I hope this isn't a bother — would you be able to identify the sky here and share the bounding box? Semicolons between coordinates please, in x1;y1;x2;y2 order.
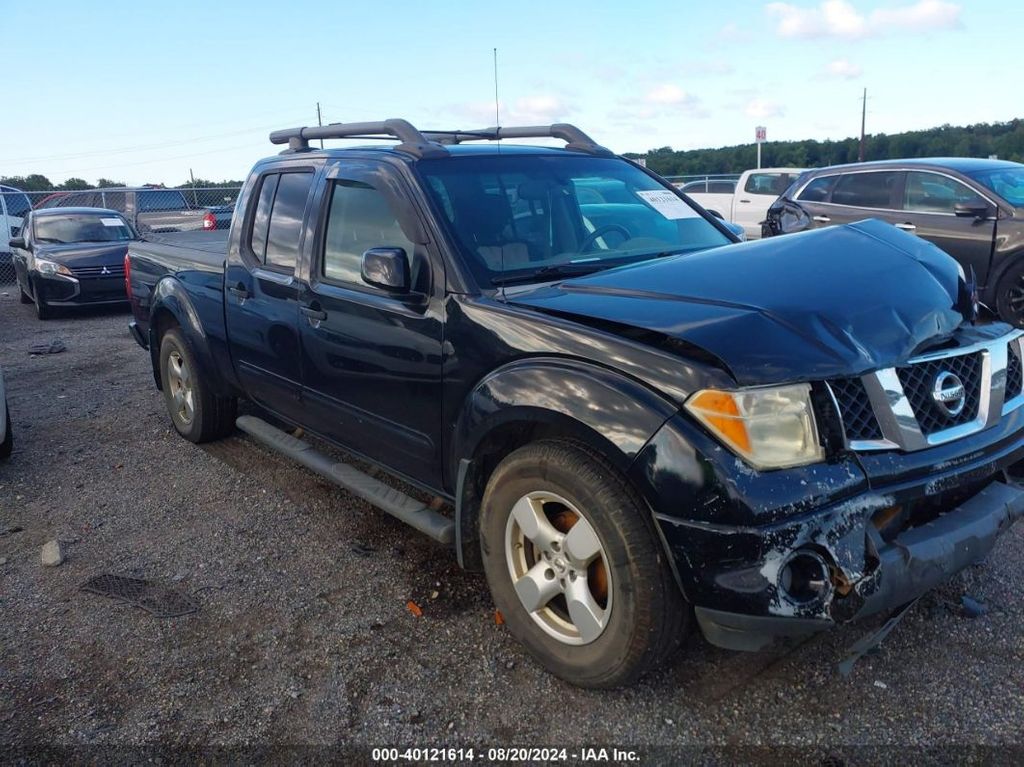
1;0;1017;186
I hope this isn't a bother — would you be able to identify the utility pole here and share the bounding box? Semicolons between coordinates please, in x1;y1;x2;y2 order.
858;88;867;162
189;168;199;206
316;102;324;149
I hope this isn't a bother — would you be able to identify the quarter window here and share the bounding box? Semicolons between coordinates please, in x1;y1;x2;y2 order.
830;172;900;208
903;172;977;214
797;175;837;203
322;180;415;286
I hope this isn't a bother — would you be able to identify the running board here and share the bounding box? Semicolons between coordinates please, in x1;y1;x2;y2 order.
235;415;454;545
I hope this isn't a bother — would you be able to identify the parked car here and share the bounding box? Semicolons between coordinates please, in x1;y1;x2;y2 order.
1;184;33;277
9;207;137;319
763;158;1024;326
0;364;11;461
41;187;232;233
684;167;805;239
126;119;1024;688
674;178;737;221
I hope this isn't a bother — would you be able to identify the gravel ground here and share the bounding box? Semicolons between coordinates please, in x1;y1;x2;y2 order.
1;287;1023;760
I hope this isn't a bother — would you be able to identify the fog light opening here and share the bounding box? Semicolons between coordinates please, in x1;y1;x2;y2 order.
779;550;833;606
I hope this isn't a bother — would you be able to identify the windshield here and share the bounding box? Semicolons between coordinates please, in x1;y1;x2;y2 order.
416;155;732;285
968;167;1024;207
34;213;134;244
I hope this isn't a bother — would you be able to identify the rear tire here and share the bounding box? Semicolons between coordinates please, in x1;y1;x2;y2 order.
479;440;688;688
158;327;236;443
0;402;12;460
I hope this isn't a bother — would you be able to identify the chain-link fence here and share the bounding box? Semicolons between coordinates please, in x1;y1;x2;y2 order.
0;186;241;285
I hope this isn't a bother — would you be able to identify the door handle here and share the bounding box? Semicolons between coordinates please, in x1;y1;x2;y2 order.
738;199;751;203
895;223;917;231
301;304;328;322
228;282;249;300
812;215;831;223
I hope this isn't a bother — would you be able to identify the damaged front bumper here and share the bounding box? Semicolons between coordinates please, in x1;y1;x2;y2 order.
694;480;1024;650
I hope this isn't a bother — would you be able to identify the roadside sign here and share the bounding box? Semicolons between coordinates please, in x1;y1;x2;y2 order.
755;126;767;143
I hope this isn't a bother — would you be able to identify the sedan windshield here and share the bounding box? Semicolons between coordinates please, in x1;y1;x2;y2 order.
968;167;1024;207
34;213;134;244
416;154;732;285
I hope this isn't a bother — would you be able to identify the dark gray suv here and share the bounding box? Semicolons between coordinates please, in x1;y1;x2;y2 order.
764;158;1024;325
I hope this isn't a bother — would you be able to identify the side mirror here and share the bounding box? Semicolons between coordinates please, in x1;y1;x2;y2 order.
8;237;27;250
954;200;993;219
361;247;410;293
708;210;725;220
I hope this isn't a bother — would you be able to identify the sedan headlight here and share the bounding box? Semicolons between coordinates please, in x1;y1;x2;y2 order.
35;258;74;277
685;383;824;470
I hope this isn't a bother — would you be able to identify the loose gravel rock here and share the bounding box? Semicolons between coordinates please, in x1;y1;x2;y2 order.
1;290;1023;752
40;540;64;567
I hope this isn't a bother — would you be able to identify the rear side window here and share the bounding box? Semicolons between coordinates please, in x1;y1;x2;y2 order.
247;171;314;272
831;171;900;208
797;175;837;202
322;180;415;285
137;190;188;212
744;173;796;195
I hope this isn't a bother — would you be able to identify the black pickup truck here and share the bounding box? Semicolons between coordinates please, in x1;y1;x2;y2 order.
126;119;1024;688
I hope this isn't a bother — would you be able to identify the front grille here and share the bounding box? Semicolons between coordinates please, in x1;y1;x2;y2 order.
1007;343;1022;400
828;377;883;441
70;264;125;279
896;352;982;435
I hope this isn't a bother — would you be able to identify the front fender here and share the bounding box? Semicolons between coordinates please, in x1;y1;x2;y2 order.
148;277;232;397
453;356;680;472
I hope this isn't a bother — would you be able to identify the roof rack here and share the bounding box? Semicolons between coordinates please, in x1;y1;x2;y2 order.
268;119;612;158
424;124;613;156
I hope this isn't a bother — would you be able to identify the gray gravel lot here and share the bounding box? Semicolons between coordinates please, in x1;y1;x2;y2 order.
1;286;1023;757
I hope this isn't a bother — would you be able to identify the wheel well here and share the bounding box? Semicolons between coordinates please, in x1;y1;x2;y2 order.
149;309;180;390
985;252;1024;305
456;418;630;571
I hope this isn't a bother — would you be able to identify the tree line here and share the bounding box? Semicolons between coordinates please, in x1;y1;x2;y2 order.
624;119;1024;176
0;174;244;192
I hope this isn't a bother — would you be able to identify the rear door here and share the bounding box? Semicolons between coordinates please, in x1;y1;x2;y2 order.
896;170;997;282
297;161;444;486
803;170;904;229
225;166;317;422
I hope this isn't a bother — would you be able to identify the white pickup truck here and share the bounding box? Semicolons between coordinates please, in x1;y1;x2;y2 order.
682;168;805;239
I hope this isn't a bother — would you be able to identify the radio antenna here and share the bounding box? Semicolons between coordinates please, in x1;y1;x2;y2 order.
493;47;500;127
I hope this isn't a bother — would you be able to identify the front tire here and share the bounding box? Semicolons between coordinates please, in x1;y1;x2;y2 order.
33;280;52;320
479;440;688;688
0;402;12;460
159;327;236;443
995;261;1024;327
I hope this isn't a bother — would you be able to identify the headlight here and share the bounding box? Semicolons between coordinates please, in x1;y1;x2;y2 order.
685;383;824;470
35;258;74;277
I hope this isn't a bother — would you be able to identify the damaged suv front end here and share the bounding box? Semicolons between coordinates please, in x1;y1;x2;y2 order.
510;217;1024;651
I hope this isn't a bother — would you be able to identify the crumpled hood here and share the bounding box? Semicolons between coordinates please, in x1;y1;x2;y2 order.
36;241;130;267
509;219;968;386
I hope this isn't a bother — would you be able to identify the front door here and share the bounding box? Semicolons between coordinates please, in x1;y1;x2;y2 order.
225;167;317;421
298;162;444;486
895;170;997;284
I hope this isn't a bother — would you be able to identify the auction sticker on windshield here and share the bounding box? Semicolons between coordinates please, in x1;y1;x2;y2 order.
101;218;125;227
635;189;699;219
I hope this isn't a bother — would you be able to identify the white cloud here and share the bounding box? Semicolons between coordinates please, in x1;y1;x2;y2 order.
450;94;568;126
766;0;961;39
822;58;863;78
644;84;692;106
745;98;786;119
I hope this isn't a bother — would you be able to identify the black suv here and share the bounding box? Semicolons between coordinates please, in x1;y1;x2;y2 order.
763;158;1024;324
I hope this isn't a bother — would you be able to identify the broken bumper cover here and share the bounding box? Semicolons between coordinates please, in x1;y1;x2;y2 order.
694;480;1024;650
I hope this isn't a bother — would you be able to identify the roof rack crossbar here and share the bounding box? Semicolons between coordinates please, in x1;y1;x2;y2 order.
269;119;448;158
423;123;613;156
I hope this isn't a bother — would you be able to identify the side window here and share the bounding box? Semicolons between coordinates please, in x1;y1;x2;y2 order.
744;173;794;195
248;174;278;263
265;172;314;271
322;179;415;286
831;171;900;208
903;172;977;214
102;191;126;212
797;175;837;203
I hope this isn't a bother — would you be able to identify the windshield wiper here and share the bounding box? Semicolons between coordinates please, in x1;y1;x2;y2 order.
491;261;611;286
35;237;65;244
